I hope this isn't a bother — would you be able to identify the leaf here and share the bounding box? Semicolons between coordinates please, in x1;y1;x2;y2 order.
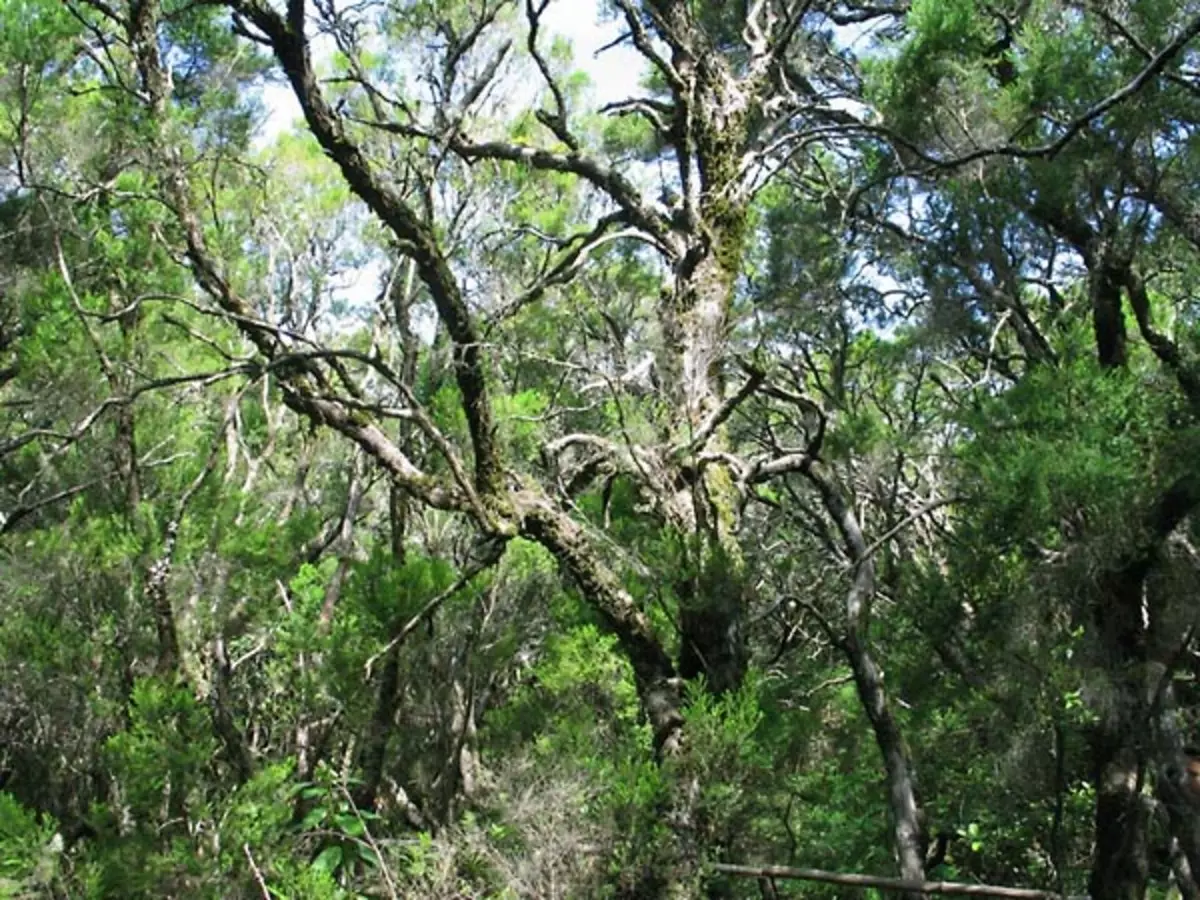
299;806;328;829
310;844;343;875
334;813;365;837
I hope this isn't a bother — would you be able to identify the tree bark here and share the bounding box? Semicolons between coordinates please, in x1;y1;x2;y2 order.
1086;478;1200;898
1088;728;1149;900
845;633;928;890
664;185;750;700
318;452;366;631
520;499;684;756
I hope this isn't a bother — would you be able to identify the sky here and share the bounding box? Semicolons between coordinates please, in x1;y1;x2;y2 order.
542;1;647;102
250;3;897;332
252;0;652;331
258;0;646;145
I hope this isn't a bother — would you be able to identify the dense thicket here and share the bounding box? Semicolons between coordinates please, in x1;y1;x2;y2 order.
4;0;1200;897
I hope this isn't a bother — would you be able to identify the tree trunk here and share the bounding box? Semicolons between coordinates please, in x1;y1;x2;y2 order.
668;250;749;697
677;540;747;695
1086;468;1200;898
357;258;420;812
357;484;412;812
805;459;927;893
210;634;254;783
357;637;403;813
1087;560;1152;900
1089;731;1149;900
846;633;928;890
318;453;366;631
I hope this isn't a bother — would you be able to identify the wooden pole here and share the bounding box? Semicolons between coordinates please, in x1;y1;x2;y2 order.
711;863;1088;899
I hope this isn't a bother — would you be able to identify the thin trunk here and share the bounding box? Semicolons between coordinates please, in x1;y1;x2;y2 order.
115;402;141;513
357;257;419;811
318;452;366;630
1051;720;1067;896
277;437;312;524
805;460;926;892
356;487;411;812
148;522;180;676
436;677;479;825
115;275;141;514
210;633;253;783
357;637;403;812
846;632;927;888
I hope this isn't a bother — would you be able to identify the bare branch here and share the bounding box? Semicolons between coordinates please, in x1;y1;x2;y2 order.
674;367;764;457
525;0;578;150
356;115;678;256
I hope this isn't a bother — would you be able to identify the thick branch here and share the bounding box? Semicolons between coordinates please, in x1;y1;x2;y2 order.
229;0;504;498
1124;269;1200;409
520;496;683;755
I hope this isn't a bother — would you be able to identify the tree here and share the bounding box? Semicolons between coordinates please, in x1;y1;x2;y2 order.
5;0;1200;897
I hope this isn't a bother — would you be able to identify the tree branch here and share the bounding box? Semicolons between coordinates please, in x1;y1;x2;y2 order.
228;0;505;498
712;862;1085;898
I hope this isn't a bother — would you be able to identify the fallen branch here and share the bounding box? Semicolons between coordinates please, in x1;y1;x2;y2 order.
712;863;1088;899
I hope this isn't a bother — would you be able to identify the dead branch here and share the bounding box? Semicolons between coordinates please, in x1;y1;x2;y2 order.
712;863;1088;898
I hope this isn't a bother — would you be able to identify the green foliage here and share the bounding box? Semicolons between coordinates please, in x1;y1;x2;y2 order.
485;624;644;758
0;0;77;68
868;0;992;132
497;389;550;462
600;113;658;159
0;793;59;893
958;358;1183;553
7;1;1200;897
1008;13;1101;114
104;679;218;820
220;762;297;850
296;764;385;885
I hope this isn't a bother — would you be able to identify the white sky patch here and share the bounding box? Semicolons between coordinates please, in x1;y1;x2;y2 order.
256;0;646;146
258;82;300;147
250;1;652;328
249;6;907;336
540;1;647;105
